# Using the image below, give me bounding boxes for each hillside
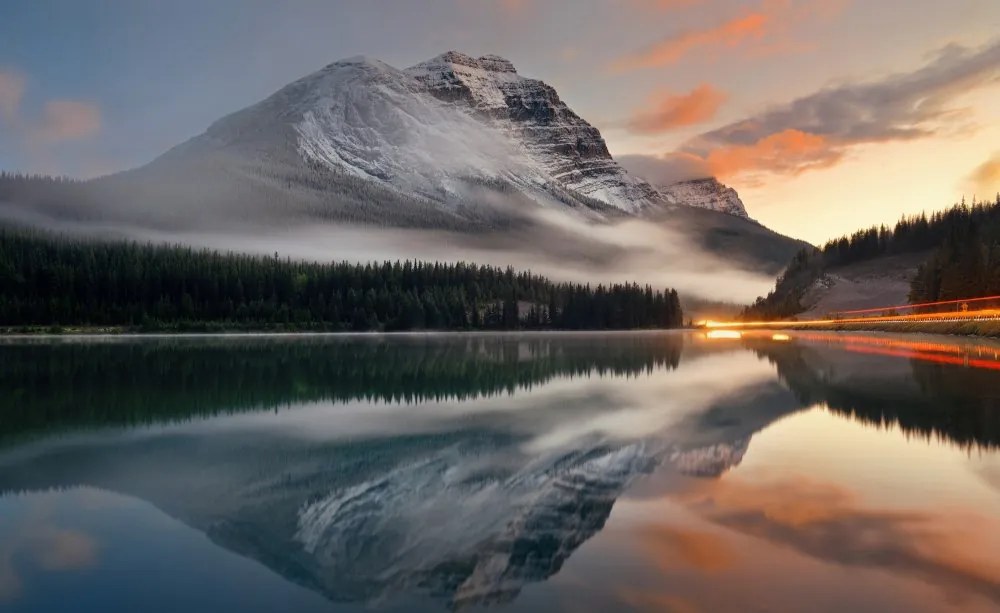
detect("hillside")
[745,195,1000,319]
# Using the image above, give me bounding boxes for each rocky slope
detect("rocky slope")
[658,177,749,219]
[405,52,663,213]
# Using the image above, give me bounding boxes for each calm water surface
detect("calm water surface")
[1,331,999,612]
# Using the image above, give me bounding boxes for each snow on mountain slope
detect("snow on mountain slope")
[405,52,662,213]
[156,51,664,217]
[290,56,554,207]
[658,177,749,219]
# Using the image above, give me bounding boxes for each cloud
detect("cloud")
[558,46,580,62]
[636,525,736,573]
[28,527,99,571]
[499,0,528,15]
[611,11,770,72]
[682,475,1000,602]
[702,128,840,177]
[967,153,1000,196]
[0,67,103,173]
[0,511,100,605]
[618,152,712,185]
[697,39,1000,148]
[609,0,849,73]
[630,0,704,10]
[627,85,727,134]
[0,70,25,122]
[32,100,102,144]
[660,38,1000,180]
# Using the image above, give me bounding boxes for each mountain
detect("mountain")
[657,177,749,219]
[113,51,663,227]
[0,51,808,292]
[138,51,675,219]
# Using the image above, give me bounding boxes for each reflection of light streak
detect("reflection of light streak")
[791,332,970,356]
[766,330,1000,371]
[771,333,791,342]
[706,330,742,339]
[841,344,1000,371]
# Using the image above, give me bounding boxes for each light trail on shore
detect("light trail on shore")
[700,307,1000,330]
[830,294,1000,316]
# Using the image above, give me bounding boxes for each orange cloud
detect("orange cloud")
[499,0,528,15]
[630,0,704,10]
[665,38,1000,181]
[680,475,1000,598]
[611,0,851,72]
[612,12,770,72]
[627,84,727,133]
[967,153,1000,195]
[703,129,842,179]
[638,525,736,573]
[32,100,102,144]
[0,69,25,122]
[28,527,99,571]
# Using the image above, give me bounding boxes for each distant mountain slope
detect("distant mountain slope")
[796,251,930,318]
[745,196,1000,319]
[656,177,749,219]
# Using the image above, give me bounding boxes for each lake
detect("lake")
[1,331,999,612]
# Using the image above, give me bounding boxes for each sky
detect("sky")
[0,0,998,244]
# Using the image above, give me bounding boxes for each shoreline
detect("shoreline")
[734,320,1000,339]
[0,327,690,338]
[4,324,1000,340]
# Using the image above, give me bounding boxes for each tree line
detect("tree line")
[752,339,1000,450]
[744,194,1000,319]
[909,196,1000,303]
[0,228,683,331]
[0,335,684,444]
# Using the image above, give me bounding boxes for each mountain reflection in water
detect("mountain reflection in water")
[0,331,999,612]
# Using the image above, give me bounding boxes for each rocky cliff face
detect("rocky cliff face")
[658,177,750,219]
[406,52,662,212]
[668,438,750,477]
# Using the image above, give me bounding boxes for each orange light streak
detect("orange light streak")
[789,332,971,356]
[706,308,1000,329]
[831,294,1000,316]
[838,344,1000,371]
[739,329,1000,370]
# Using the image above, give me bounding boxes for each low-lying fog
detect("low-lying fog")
[0,199,779,305]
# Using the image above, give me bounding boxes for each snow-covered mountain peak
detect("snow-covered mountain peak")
[330,55,395,69]
[477,54,518,73]
[155,50,767,223]
[658,177,750,219]
[403,50,663,212]
[405,52,528,112]
[414,51,518,74]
